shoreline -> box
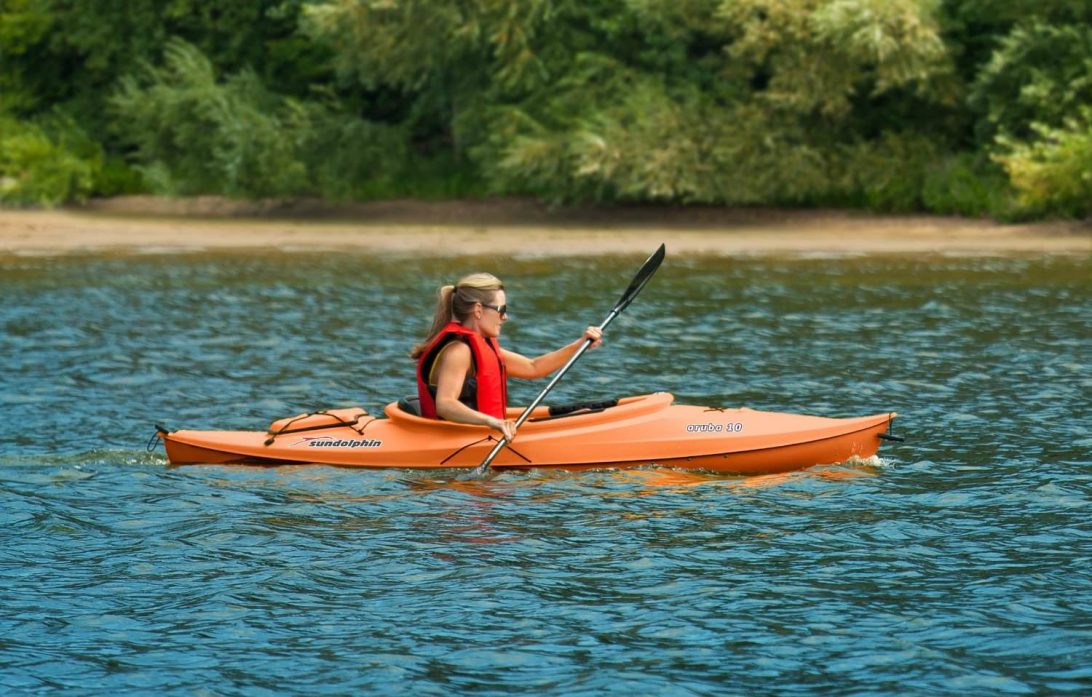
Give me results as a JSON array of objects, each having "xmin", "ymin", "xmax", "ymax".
[{"xmin": 1, "ymin": 197, "xmax": 1088, "ymax": 257}]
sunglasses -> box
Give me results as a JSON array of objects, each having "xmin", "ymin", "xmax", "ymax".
[{"xmin": 481, "ymin": 302, "xmax": 509, "ymax": 316}]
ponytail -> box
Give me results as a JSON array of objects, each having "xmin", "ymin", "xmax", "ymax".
[{"xmin": 410, "ymin": 274, "xmax": 503, "ymax": 358}]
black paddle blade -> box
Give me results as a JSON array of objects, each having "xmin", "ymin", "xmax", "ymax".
[{"xmin": 613, "ymin": 243, "xmax": 666, "ymax": 314}]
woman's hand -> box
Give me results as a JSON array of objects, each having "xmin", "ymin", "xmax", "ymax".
[
  {"xmin": 584, "ymin": 326, "xmax": 603, "ymax": 349},
  {"xmin": 488, "ymin": 417, "xmax": 517, "ymax": 442}
]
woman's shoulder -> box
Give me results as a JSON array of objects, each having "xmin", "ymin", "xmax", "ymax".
[
  {"xmin": 435, "ymin": 340, "xmax": 472, "ymax": 363},
  {"xmin": 429, "ymin": 339, "xmax": 474, "ymax": 384}
]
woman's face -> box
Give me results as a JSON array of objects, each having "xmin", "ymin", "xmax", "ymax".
[{"xmin": 477, "ymin": 290, "xmax": 508, "ymax": 337}]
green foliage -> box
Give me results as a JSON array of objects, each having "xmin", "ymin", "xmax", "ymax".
[
  {"xmin": 0, "ymin": 114, "xmax": 98, "ymax": 205},
  {"xmin": 0, "ymin": 0, "xmax": 331, "ymax": 141},
  {"xmin": 969, "ymin": 21, "xmax": 1092, "ymax": 144},
  {"xmin": 719, "ymin": 0, "xmax": 951, "ymax": 118},
  {"xmin": 485, "ymin": 83, "xmax": 834, "ymax": 206},
  {"xmin": 94, "ymin": 156, "xmax": 147, "ymax": 197},
  {"xmin": 111, "ymin": 39, "xmax": 406, "ymax": 200},
  {"xmin": 995, "ymin": 109, "xmax": 1092, "ymax": 218},
  {"xmin": 2, "ymin": 0, "xmax": 1089, "ymax": 216},
  {"xmin": 299, "ymin": 98, "xmax": 409, "ymax": 201},
  {"xmin": 111, "ymin": 40, "xmax": 308, "ymax": 196},
  {"xmin": 307, "ymin": 0, "xmax": 474, "ymax": 92},
  {"xmin": 444, "ymin": 0, "xmax": 953, "ymax": 208},
  {"xmin": 0, "ymin": 0, "xmax": 54, "ymax": 113},
  {"xmin": 956, "ymin": 16, "xmax": 1092, "ymax": 217},
  {"xmin": 304, "ymin": 0, "xmax": 569, "ymax": 165},
  {"xmin": 350, "ymin": 152, "xmax": 487, "ymax": 201},
  {"xmin": 921, "ymin": 154, "xmax": 1013, "ymax": 218},
  {"xmin": 827, "ymin": 133, "xmax": 937, "ymax": 211}
]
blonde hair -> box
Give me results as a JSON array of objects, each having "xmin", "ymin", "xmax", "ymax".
[{"xmin": 410, "ymin": 272, "xmax": 504, "ymax": 358}]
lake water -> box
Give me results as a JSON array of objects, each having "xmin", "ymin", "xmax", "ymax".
[{"xmin": 1, "ymin": 249, "xmax": 1089, "ymax": 695}]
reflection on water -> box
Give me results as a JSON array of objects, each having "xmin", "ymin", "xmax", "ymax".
[
  {"xmin": 1, "ymin": 251, "xmax": 1090, "ymax": 694},
  {"xmin": 617, "ymin": 458, "xmax": 884, "ymax": 492}
]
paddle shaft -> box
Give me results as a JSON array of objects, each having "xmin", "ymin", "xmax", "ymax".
[
  {"xmin": 470, "ymin": 243, "xmax": 664, "ymax": 476},
  {"xmin": 474, "ymin": 308, "xmax": 622, "ymax": 472}
]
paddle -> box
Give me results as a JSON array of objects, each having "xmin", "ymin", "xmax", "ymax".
[{"xmin": 469, "ymin": 243, "xmax": 666, "ymax": 477}]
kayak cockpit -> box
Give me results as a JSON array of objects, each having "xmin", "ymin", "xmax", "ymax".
[{"xmin": 384, "ymin": 392, "xmax": 676, "ymax": 430}]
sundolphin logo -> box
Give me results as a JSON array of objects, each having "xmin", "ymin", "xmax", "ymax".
[{"xmin": 289, "ymin": 436, "xmax": 383, "ymax": 448}]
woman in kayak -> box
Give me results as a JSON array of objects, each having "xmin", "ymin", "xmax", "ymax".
[{"xmin": 411, "ymin": 273, "xmax": 602, "ymax": 441}]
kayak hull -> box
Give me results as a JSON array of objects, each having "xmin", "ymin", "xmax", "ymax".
[{"xmin": 159, "ymin": 393, "xmax": 897, "ymax": 475}]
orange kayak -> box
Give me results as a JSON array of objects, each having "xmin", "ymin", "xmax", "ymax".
[{"xmin": 157, "ymin": 393, "xmax": 898, "ymax": 475}]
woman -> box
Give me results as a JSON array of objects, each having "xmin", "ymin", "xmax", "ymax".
[{"xmin": 411, "ymin": 273, "xmax": 602, "ymax": 442}]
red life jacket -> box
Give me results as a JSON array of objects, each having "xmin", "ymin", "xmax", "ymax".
[{"xmin": 416, "ymin": 322, "xmax": 508, "ymax": 420}]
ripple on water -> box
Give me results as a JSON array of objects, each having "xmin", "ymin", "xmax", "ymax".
[{"xmin": 1, "ymin": 253, "xmax": 1090, "ymax": 694}]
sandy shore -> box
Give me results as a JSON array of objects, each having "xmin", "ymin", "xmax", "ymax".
[{"xmin": 1, "ymin": 197, "xmax": 1088, "ymax": 256}]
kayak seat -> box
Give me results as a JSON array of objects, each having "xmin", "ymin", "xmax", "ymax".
[{"xmin": 398, "ymin": 395, "xmax": 423, "ymax": 417}]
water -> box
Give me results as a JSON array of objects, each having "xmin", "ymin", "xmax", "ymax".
[{"xmin": 2, "ymin": 250, "xmax": 1089, "ymax": 695}]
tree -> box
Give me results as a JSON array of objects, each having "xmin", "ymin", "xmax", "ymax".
[
  {"xmin": 996, "ymin": 110, "xmax": 1092, "ymax": 217},
  {"xmin": 111, "ymin": 39, "xmax": 405, "ymax": 199},
  {"xmin": 970, "ymin": 21, "xmax": 1092, "ymax": 143}
]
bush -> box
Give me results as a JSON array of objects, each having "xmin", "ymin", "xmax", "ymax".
[
  {"xmin": 995, "ymin": 109, "xmax": 1092, "ymax": 218},
  {"xmin": 297, "ymin": 101, "xmax": 408, "ymax": 201},
  {"xmin": 111, "ymin": 39, "xmax": 310, "ymax": 197},
  {"xmin": 0, "ymin": 115, "xmax": 98, "ymax": 206},
  {"xmin": 111, "ymin": 39, "xmax": 408, "ymax": 201},
  {"xmin": 922, "ymin": 154, "xmax": 1015, "ymax": 218},
  {"xmin": 828, "ymin": 133, "xmax": 938, "ymax": 212},
  {"xmin": 970, "ymin": 21, "xmax": 1092, "ymax": 144},
  {"xmin": 93, "ymin": 155, "xmax": 147, "ymax": 197}
]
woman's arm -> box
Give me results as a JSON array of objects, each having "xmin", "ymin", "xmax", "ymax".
[
  {"xmin": 502, "ymin": 326, "xmax": 602, "ymax": 379},
  {"xmin": 433, "ymin": 342, "xmax": 516, "ymax": 440}
]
